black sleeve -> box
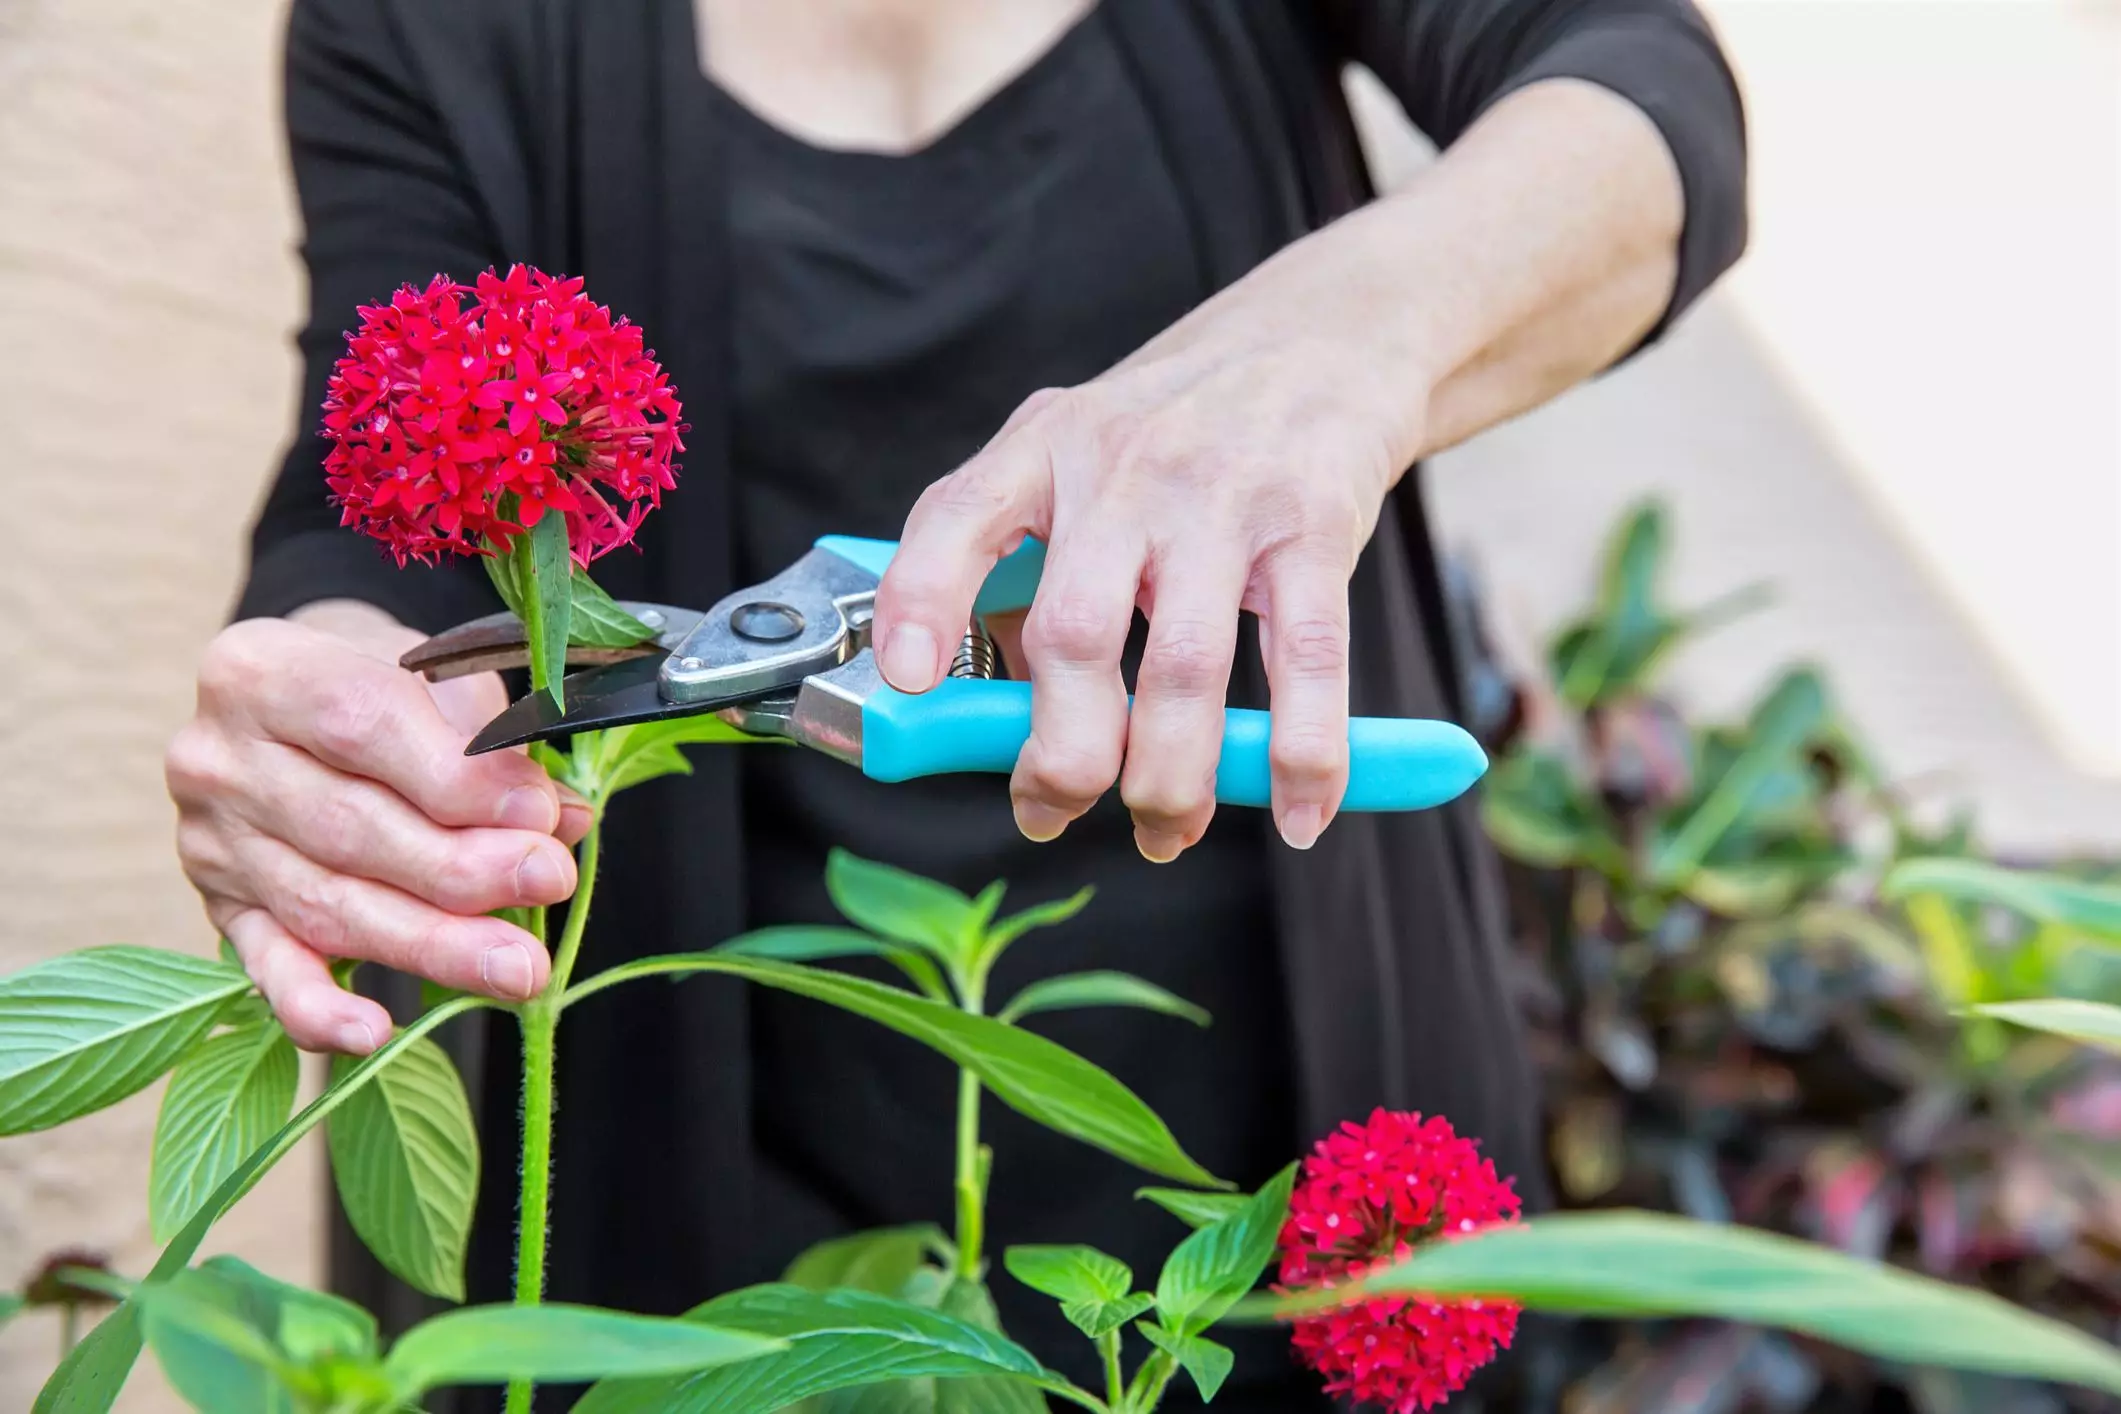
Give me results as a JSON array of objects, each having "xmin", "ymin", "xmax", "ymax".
[
  {"xmin": 233, "ymin": 0, "xmax": 503, "ymax": 631},
  {"xmin": 1319, "ymin": 0, "xmax": 1748, "ymax": 341}
]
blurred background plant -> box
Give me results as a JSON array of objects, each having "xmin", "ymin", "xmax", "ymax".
[{"xmin": 1452, "ymin": 502, "xmax": 2121, "ymax": 1414}]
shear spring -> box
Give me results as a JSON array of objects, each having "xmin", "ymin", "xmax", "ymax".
[{"xmin": 949, "ymin": 625, "xmax": 999, "ymax": 680}]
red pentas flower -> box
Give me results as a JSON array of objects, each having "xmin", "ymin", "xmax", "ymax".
[
  {"xmin": 321, "ymin": 266, "xmax": 683, "ymax": 566},
  {"xmin": 1278, "ymin": 1110, "xmax": 1523, "ymax": 1413}
]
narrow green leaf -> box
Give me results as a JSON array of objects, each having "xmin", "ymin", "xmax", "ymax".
[
  {"xmin": 1064, "ymin": 1294, "xmax": 1154, "ymax": 1342},
  {"xmin": 932, "ymin": 1278, "xmax": 1051, "ymax": 1414},
  {"xmin": 567, "ymin": 569, "xmax": 658, "ymax": 647},
  {"xmin": 1650, "ymin": 668, "xmax": 1828, "ymax": 885},
  {"xmin": 1258, "ymin": 1211, "xmax": 2121, "ymax": 1396},
  {"xmin": 826, "ymin": 850, "xmax": 982, "ymax": 969},
  {"xmin": 1137, "ymin": 1321, "xmax": 1233, "ymax": 1403},
  {"xmin": 997, "ymin": 971, "xmax": 1207, "ymax": 1028},
  {"xmin": 149, "ymin": 1021, "xmax": 298, "ymax": 1243},
  {"xmin": 483, "ymin": 547, "xmax": 526, "ymax": 619},
  {"xmin": 1153, "ymin": 1164, "xmax": 1296, "ymax": 1337},
  {"xmin": 783, "ymin": 1226, "xmax": 947, "ymax": 1295},
  {"xmin": 1885, "ymin": 859, "xmax": 2121, "ymax": 942},
  {"xmin": 519, "ymin": 509, "xmax": 573, "ymax": 709},
  {"xmin": 1970, "ymin": 999, "xmax": 2121, "ymax": 1055},
  {"xmin": 982, "ymin": 888, "xmax": 1096, "ymax": 960},
  {"xmin": 0, "ymin": 948, "xmax": 252, "ymax": 1135},
  {"xmin": 191, "ymin": 1256, "xmax": 376, "ymax": 1365},
  {"xmin": 593, "ymin": 716, "xmax": 768, "ymax": 799},
  {"xmin": 33, "ymin": 997, "xmax": 484, "ymax": 1414},
  {"xmin": 1004, "ymin": 1246, "xmax": 1131, "ymax": 1306},
  {"xmin": 326, "ymin": 1036, "xmax": 479, "ymax": 1302},
  {"xmin": 827, "ymin": 852, "xmax": 992, "ymax": 975},
  {"xmin": 384, "ymin": 1304, "xmax": 782, "ymax": 1393},
  {"xmin": 573, "ymin": 1285, "xmax": 1058, "ymax": 1414},
  {"xmin": 569, "ymin": 955, "xmax": 1223, "ymax": 1187},
  {"xmin": 0, "ymin": 1294, "xmax": 25, "ymax": 1329},
  {"xmin": 1136, "ymin": 1189, "xmax": 1248, "ymax": 1230},
  {"xmin": 711, "ymin": 929, "xmax": 950, "ymax": 1005}
]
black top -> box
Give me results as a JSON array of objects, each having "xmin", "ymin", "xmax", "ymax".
[
  {"xmin": 718, "ymin": 12, "xmax": 1301, "ymax": 1398},
  {"xmin": 243, "ymin": 3, "xmax": 1745, "ymax": 1411}
]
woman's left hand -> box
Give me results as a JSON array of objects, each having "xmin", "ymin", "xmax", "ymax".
[{"xmin": 870, "ymin": 261, "xmax": 1431, "ymax": 863}]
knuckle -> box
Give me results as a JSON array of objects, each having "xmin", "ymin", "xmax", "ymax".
[
  {"xmin": 311, "ymin": 680, "xmax": 396, "ymax": 762},
  {"xmin": 302, "ymin": 789, "xmax": 373, "ymax": 864},
  {"xmin": 427, "ymin": 847, "xmax": 501, "ymax": 914},
  {"xmin": 195, "ymin": 622, "xmax": 277, "ymax": 707},
  {"xmin": 1277, "ymin": 616, "xmax": 1350, "ymax": 680},
  {"xmin": 282, "ymin": 870, "xmax": 356, "ymax": 955},
  {"xmin": 164, "ymin": 724, "xmax": 233, "ymax": 799},
  {"xmin": 1022, "ymin": 738, "xmax": 1118, "ymax": 806},
  {"xmin": 1143, "ymin": 619, "xmax": 1231, "ymax": 698},
  {"xmin": 1025, "ymin": 592, "xmax": 1122, "ymax": 665},
  {"xmin": 1270, "ymin": 725, "xmax": 1349, "ymax": 784}
]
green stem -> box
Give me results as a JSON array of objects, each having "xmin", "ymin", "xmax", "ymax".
[
  {"xmin": 953, "ymin": 1065, "xmax": 984, "ymax": 1280},
  {"xmin": 1099, "ymin": 1331, "xmax": 1124, "ymax": 1409},
  {"xmin": 58, "ymin": 1305, "xmax": 78, "ymax": 1361},
  {"xmin": 1125, "ymin": 1352, "xmax": 1176, "ymax": 1414},
  {"xmin": 504, "ymin": 821, "xmax": 602, "ymax": 1414}
]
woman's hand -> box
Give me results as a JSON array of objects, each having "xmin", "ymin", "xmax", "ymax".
[
  {"xmin": 166, "ymin": 601, "xmax": 591, "ymax": 1053},
  {"xmin": 873, "ymin": 263, "xmax": 1430, "ymax": 863},
  {"xmin": 872, "ymin": 80, "xmax": 1687, "ymax": 863}
]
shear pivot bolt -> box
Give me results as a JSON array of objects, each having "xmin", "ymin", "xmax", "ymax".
[
  {"xmin": 730, "ymin": 601, "xmax": 805, "ymax": 643},
  {"xmin": 675, "ymin": 656, "xmax": 705, "ymax": 672}
]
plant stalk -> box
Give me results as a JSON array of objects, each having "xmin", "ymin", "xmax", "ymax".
[
  {"xmin": 953, "ymin": 1066, "xmax": 984, "ymax": 1279},
  {"xmin": 504, "ymin": 820, "xmax": 601, "ymax": 1414},
  {"xmin": 1099, "ymin": 1330, "xmax": 1124, "ymax": 1409}
]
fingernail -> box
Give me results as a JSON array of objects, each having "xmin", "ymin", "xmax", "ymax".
[
  {"xmin": 880, "ymin": 624, "xmax": 939, "ymax": 691},
  {"xmin": 337, "ymin": 1018, "xmax": 379, "ymax": 1054},
  {"xmin": 497, "ymin": 785, "xmax": 557, "ymax": 832},
  {"xmin": 1015, "ymin": 799, "xmax": 1071, "ymax": 843},
  {"xmin": 554, "ymin": 782, "xmax": 592, "ymax": 812},
  {"xmin": 481, "ymin": 941, "xmax": 536, "ymax": 1000},
  {"xmin": 516, "ymin": 846, "xmax": 569, "ymax": 902},
  {"xmin": 1280, "ymin": 805, "xmax": 1326, "ymax": 851},
  {"xmin": 1135, "ymin": 828, "xmax": 1184, "ymax": 865}
]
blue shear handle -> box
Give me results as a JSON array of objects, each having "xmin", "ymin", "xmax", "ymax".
[
  {"xmin": 814, "ymin": 535, "xmax": 1047, "ymax": 617},
  {"xmin": 859, "ymin": 679, "xmax": 1488, "ymax": 812}
]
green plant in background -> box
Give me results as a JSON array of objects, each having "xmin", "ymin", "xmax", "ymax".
[{"xmin": 1468, "ymin": 499, "xmax": 2121, "ymax": 1412}]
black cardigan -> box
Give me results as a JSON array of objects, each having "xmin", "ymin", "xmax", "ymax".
[{"xmin": 242, "ymin": 0, "xmax": 1746, "ymax": 1374}]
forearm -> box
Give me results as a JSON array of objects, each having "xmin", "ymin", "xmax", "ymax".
[{"xmin": 1181, "ymin": 77, "xmax": 1684, "ymax": 472}]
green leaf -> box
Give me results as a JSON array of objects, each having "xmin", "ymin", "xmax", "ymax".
[
  {"xmin": 784, "ymin": 1227, "xmax": 947, "ymax": 1295},
  {"xmin": 1153, "ymin": 1164, "xmax": 1296, "ymax": 1337},
  {"xmin": 0, "ymin": 1294, "xmax": 23, "ymax": 1330},
  {"xmin": 1004, "ymin": 1246, "xmax": 1147, "ymax": 1341},
  {"xmin": 1479, "ymin": 751, "xmax": 1621, "ymax": 873},
  {"xmin": 591, "ymin": 716, "xmax": 770, "ymax": 800},
  {"xmin": 568, "ymin": 569, "xmax": 659, "ymax": 647},
  {"xmin": 326, "ymin": 1036, "xmax": 479, "ymax": 1302},
  {"xmin": 931, "ymin": 1278, "xmax": 1050, "ymax": 1414},
  {"xmin": 135, "ymin": 1268, "xmax": 298, "ymax": 1414},
  {"xmin": 825, "ymin": 850, "xmax": 982, "ymax": 971},
  {"xmin": 572, "ymin": 955, "xmax": 1223, "ymax": 1187},
  {"xmin": 1259, "ymin": 1210, "xmax": 2121, "ymax": 1396},
  {"xmin": 0, "ymin": 947, "xmax": 253, "ymax": 1135},
  {"xmin": 1650, "ymin": 668, "xmax": 1829, "ymax": 885},
  {"xmin": 193, "ymin": 1256, "xmax": 377, "ymax": 1366},
  {"xmin": 518, "ymin": 508, "xmax": 573, "ymax": 710},
  {"xmin": 996, "ymin": 971, "xmax": 1207, "ymax": 1028},
  {"xmin": 573, "ymin": 1285, "xmax": 1060, "ymax": 1414},
  {"xmin": 149, "ymin": 1020, "xmax": 298, "ymax": 1243},
  {"xmin": 33, "ymin": 997, "xmax": 485, "ymax": 1414},
  {"xmin": 1885, "ymin": 859, "xmax": 2121, "ymax": 942},
  {"xmin": 384, "ymin": 1304, "xmax": 782, "ymax": 1393},
  {"xmin": 1135, "ymin": 1188, "xmax": 1248, "ymax": 1230},
  {"xmin": 712, "ymin": 929, "xmax": 951, "ymax": 1004},
  {"xmin": 981, "ymin": 888, "xmax": 1095, "ymax": 962},
  {"xmin": 1003, "ymin": 1246, "xmax": 1132, "ymax": 1305},
  {"xmin": 1969, "ymin": 999, "xmax": 2121, "ymax": 1055},
  {"xmin": 1137, "ymin": 1321, "xmax": 1233, "ymax": 1403}
]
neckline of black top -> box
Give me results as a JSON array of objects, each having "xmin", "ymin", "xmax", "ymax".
[{"xmin": 699, "ymin": 4, "xmax": 1106, "ymax": 170}]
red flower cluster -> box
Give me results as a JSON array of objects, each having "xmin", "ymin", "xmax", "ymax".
[
  {"xmin": 322, "ymin": 266, "xmax": 682, "ymax": 566},
  {"xmin": 1278, "ymin": 1110, "xmax": 1522, "ymax": 1412}
]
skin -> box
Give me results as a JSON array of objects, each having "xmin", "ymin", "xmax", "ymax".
[{"xmin": 175, "ymin": 0, "xmax": 1684, "ymax": 1051}]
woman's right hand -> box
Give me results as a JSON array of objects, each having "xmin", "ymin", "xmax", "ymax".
[{"xmin": 166, "ymin": 602, "xmax": 590, "ymax": 1055}]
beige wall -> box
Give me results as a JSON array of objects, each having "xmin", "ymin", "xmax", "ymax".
[
  {"xmin": 0, "ymin": 0, "xmax": 315, "ymax": 1406},
  {"xmin": 1, "ymin": 1, "xmax": 2115, "ymax": 1410}
]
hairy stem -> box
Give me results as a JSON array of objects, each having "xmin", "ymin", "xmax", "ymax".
[
  {"xmin": 953, "ymin": 1066, "xmax": 984, "ymax": 1280},
  {"xmin": 1126, "ymin": 1352, "xmax": 1176, "ymax": 1414},
  {"xmin": 1100, "ymin": 1330, "xmax": 1124, "ymax": 1409},
  {"xmin": 505, "ymin": 821, "xmax": 601, "ymax": 1414}
]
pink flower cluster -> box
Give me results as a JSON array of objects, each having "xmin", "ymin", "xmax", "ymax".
[
  {"xmin": 1279, "ymin": 1110, "xmax": 1523, "ymax": 1412},
  {"xmin": 322, "ymin": 266, "xmax": 682, "ymax": 566}
]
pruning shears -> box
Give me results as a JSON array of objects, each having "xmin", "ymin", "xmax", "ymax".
[{"xmin": 402, "ymin": 535, "xmax": 1488, "ymax": 812}]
